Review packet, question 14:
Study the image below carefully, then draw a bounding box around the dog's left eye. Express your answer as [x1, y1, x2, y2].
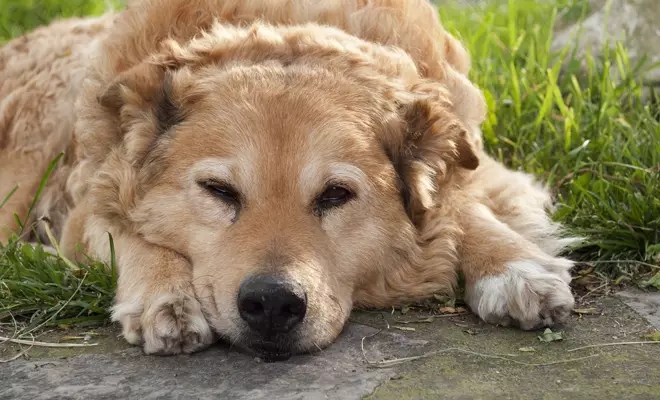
[315, 185, 354, 212]
[200, 181, 241, 206]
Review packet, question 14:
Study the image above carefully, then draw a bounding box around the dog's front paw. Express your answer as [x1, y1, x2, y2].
[112, 289, 214, 355]
[466, 260, 574, 330]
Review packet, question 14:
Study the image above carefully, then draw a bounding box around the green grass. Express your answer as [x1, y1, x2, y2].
[0, 0, 115, 40]
[1, 0, 659, 332]
[0, 240, 116, 331]
[1, 153, 117, 334]
[439, 0, 659, 279]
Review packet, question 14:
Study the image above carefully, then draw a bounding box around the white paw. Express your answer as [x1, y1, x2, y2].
[112, 290, 215, 355]
[466, 260, 575, 330]
[537, 256, 574, 284]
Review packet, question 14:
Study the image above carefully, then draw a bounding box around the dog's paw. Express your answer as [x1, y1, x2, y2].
[112, 289, 214, 355]
[466, 260, 575, 330]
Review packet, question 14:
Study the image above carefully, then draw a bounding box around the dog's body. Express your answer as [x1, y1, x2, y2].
[0, 0, 576, 359]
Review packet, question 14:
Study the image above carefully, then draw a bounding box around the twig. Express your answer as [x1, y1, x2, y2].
[430, 313, 469, 318]
[580, 260, 659, 270]
[19, 270, 88, 338]
[579, 282, 609, 302]
[392, 313, 469, 325]
[554, 168, 627, 192]
[39, 217, 79, 271]
[0, 312, 34, 362]
[567, 341, 660, 352]
[360, 331, 598, 368]
[0, 344, 33, 363]
[0, 220, 39, 258]
[0, 336, 97, 348]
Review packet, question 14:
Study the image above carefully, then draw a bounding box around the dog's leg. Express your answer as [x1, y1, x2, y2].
[458, 203, 574, 330]
[107, 232, 215, 354]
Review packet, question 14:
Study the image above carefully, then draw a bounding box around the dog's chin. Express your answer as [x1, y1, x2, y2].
[236, 332, 304, 362]
[250, 341, 294, 362]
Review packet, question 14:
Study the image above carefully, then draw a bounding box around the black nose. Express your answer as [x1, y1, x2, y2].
[237, 275, 307, 336]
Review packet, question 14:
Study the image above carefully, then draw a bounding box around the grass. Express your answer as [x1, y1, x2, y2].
[439, 0, 659, 279]
[0, 0, 114, 40]
[1, 0, 658, 333]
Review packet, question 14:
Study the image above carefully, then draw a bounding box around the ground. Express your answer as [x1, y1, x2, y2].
[1, 294, 659, 399]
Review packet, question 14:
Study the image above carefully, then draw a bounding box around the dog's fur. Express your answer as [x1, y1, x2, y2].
[0, 0, 576, 357]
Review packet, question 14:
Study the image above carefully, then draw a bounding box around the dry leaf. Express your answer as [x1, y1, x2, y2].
[640, 273, 660, 290]
[396, 317, 434, 325]
[433, 295, 456, 307]
[641, 331, 660, 342]
[538, 328, 565, 343]
[60, 336, 86, 341]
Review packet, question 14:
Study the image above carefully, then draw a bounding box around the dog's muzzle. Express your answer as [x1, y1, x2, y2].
[237, 275, 307, 361]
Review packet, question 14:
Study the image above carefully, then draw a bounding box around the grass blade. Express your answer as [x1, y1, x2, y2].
[18, 152, 64, 237]
[0, 186, 19, 209]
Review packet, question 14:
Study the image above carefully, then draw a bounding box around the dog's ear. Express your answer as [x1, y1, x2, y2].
[387, 90, 480, 223]
[97, 63, 164, 110]
[95, 63, 196, 164]
[98, 63, 187, 136]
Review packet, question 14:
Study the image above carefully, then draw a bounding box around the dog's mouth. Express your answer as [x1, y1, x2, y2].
[235, 333, 301, 362]
[251, 341, 293, 362]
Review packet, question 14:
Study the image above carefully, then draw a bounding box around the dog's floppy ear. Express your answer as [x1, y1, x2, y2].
[97, 63, 165, 110]
[98, 63, 187, 136]
[387, 90, 480, 223]
[95, 63, 196, 165]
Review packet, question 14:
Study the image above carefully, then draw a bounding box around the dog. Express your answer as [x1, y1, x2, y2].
[0, 0, 576, 360]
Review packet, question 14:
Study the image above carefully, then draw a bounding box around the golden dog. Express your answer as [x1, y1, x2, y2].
[0, 0, 576, 360]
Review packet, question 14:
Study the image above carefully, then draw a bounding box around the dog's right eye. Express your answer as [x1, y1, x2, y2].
[200, 181, 241, 206]
[314, 184, 354, 215]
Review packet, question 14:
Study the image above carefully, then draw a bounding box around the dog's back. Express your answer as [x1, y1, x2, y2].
[0, 16, 113, 241]
[103, 0, 469, 81]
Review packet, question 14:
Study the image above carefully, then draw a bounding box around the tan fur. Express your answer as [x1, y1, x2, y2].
[0, 15, 114, 240]
[0, 0, 575, 356]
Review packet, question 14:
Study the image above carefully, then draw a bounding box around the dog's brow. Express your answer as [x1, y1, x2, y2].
[188, 158, 235, 182]
[300, 161, 369, 196]
[328, 163, 369, 187]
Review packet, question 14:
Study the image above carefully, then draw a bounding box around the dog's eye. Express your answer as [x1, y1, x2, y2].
[200, 181, 241, 205]
[315, 185, 354, 212]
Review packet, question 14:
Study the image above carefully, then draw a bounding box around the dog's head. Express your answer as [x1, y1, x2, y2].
[90, 23, 484, 360]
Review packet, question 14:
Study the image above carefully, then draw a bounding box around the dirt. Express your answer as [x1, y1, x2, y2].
[361, 297, 660, 399]
[1, 296, 659, 399]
